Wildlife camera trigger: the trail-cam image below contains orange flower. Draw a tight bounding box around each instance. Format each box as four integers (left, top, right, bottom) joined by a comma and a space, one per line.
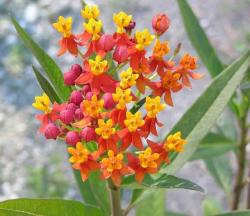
81, 95, 104, 118
100, 150, 133, 186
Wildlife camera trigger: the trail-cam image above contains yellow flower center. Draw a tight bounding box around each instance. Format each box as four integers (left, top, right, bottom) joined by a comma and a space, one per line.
135, 29, 155, 51
95, 119, 115, 139
101, 150, 123, 173
145, 96, 165, 118
89, 55, 108, 75
82, 95, 104, 118
139, 147, 159, 168
124, 111, 145, 132
81, 5, 100, 20
32, 93, 51, 114
153, 40, 170, 59
164, 132, 187, 153
162, 71, 181, 89
53, 16, 72, 38
120, 67, 139, 89
113, 11, 132, 33
112, 87, 132, 110
83, 18, 102, 40
68, 142, 89, 163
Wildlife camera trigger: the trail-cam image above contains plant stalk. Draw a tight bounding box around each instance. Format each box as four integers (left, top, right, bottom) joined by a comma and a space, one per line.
108, 180, 123, 216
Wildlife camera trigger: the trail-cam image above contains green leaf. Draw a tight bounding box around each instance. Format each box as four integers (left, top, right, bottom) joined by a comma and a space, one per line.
177, 0, 224, 77
202, 197, 223, 216
32, 66, 62, 103
215, 211, 250, 216
162, 50, 250, 175
12, 17, 71, 101
165, 211, 187, 216
122, 174, 204, 192
0, 198, 102, 216
190, 132, 236, 161
135, 190, 165, 216
205, 155, 233, 195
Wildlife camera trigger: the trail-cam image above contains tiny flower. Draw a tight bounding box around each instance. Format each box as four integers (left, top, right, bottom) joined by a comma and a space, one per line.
139, 147, 159, 169
53, 16, 72, 38
60, 109, 74, 124
163, 131, 187, 152
70, 90, 84, 105
64, 71, 76, 86
153, 40, 170, 60
95, 119, 115, 139
81, 95, 104, 118
152, 13, 170, 36
113, 11, 132, 34
68, 142, 89, 163
145, 96, 165, 118
98, 34, 115, 52
120, 67, 139, 89
83, 18, 102, 40
81, 5, 100, 20
124, 111, 145, 132
75, 108, 84, 120
80, 127, 96, 142
180, 53, 197, 70
89, 55, 108, 76
124, 20, 136, 33
103, 93, 115, 109
44, 123, 60, 139
66, 131, 80, 146
32, 93, 51, 114
135, 29, 155, 51
82, 85, 91, 95
70, 64, 83, 77
66, 103, 78, 113
112, 87, 132, 110
113, 45, 129, 64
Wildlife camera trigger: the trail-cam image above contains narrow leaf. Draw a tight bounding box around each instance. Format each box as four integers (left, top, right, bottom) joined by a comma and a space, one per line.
162, 50, 250, 175
0, 198, 102, 216
12, 17, 71, 101
32, 66, 62, 103
177, 0, 224, 77
215, 211, 250, 216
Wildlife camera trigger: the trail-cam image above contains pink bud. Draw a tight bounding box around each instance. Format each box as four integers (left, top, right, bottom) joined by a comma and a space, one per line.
70, 64, 83, 77
82, 85, 91, 95
98, 34, 115, 52
64, 71, 76, 86
66, 131, 80, 146
152, 13, 170, 36
66, 103, 78, 113
60, 109, 74, 124
86, 92, 94, 100
113, 46, 129, 64
103, 93, 115, 109
75, 108, 84, 120
44, 123, 60, 140
80, 127, 96, 142
124, 20, 136, 32
70, 90, 83, 105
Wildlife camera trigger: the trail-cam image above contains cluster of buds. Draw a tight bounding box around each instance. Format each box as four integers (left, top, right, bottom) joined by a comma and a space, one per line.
32, 5, 202, 186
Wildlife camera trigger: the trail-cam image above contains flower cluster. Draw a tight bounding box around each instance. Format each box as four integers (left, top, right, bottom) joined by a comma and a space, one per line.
32, 4, 202, 186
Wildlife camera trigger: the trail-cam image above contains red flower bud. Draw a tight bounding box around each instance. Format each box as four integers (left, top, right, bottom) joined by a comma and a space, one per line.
44, 123, 60, 140
152, 13, 170, 36
98, 34, 115, 52
66, 131, 80, 146
85, 92, 94, 100
70, 64, 82, 77
60, 109, 74, 124
124, 20, 136, 32
75, 108, 84, 120
113, 45, 129, 64
80, 127, 96, 142
66, 103, 78, 113
70, 90, 83, 105
64, 71, 76, 86
82, 84, 91, 95
103, 93, 115, 109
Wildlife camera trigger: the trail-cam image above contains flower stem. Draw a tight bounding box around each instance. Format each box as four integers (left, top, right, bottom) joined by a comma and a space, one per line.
108, 180, 123, 216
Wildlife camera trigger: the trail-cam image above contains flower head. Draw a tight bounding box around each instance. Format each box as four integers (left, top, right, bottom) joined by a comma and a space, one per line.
113, 11, 132, 33
101, 150, 123, 172
180, 53, 197, 70
95, 119, 115, 139
139, 147, 159, 168
32, 93, 51, 114
135, 29, 155, 50
145, 96, 165, 118
81, 5, 100, 20
120, 68, 139, 89
112, 87, 132, 110
124, 111, 145, 132
82, 95, 104, 118
164, 132, 187, 152
53, 16, 73, 38
89, 55, 108, 75
153, 40, 170, 59
83, 18, 102, 40
68, 142, 89, 163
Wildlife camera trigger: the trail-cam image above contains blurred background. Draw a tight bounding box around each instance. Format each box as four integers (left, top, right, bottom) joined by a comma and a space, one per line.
0, 0, 250, 215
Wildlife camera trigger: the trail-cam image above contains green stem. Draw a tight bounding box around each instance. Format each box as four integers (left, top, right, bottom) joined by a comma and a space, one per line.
108, 180, 123, 216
